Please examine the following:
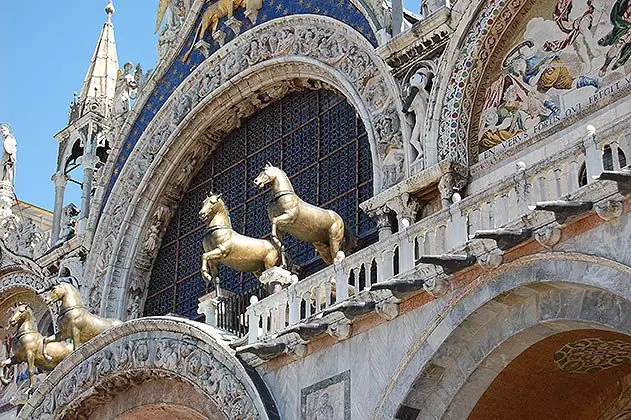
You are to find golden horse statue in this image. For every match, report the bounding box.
[42,283,123,358]
[0,303,72,392]
[200,193,284,296]
[254,164,346,265]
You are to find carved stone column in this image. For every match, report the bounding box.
[392,0,403,36]
[51,171,68,243]
[387,192,422,229]
[370,206,393,240]
[438,166,469,209]
[78,154,100,234]
[0,181,15,223]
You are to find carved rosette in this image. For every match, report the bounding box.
[21,320,270,419]
[88,15,404,317]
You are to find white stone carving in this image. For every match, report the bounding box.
[57,203,80,244]
[535,225,562,249]
[403,67,431,167]
[0,124,17,185]
[22,322,264,420]
[0,217,50,260]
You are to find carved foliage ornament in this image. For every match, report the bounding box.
[25,331,260,419]
[91,16,402,314]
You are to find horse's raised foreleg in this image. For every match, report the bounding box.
[271,212,295,239]
[42,334,56,361]
[328,219,345,263]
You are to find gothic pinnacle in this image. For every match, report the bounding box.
[105,0,115,22]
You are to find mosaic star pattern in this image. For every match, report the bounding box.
[104,0,376,206]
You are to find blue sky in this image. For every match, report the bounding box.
[0,1,419,211]
[0,1,158,210]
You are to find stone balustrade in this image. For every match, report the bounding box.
[244,135,626,344]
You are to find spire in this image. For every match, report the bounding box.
[76,0,119,116]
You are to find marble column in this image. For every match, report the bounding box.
[371,207,393,240]
[51,171,68,243]
[392,0,403,36]
[79,154,100,232]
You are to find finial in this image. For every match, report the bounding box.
[105,0,115,22]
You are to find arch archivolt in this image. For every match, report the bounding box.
[86,14,405,318]
[374,251,631,419]
[426,0,527,166]
[19,317,274,419]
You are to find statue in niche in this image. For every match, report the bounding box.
[113,62,138,115]
[0,124,17,184]
[402,67,430,166]
[254,164,346,265]
[199,193,286,296]
[58,203,80,243]
[0,303,73,393]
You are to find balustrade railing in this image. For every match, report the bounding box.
[243,136,626,343]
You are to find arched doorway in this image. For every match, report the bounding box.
[20,318,278,419]
[143,88,376,331]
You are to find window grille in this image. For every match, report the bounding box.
[144,89,375,321]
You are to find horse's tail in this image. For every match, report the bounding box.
[342,227,360,256]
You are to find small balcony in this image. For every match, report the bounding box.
[238,129,629,348]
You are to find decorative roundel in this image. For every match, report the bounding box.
[554,338,631,373]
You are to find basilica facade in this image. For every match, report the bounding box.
[2,0,631,418]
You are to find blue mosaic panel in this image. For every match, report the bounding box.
[104,0,376,209]
[144,90,375,318]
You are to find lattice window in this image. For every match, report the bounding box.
[144,89,375,319]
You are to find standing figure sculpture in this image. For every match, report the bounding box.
[402,68,430,166]
[42,282,122,358]
[199,193,284,296]
[0,303,72,393]
[0,124,17,184]
[254,164,346,265]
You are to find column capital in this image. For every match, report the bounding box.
[386,192,422,229]
[82,154,101,170]
[368,205,392,230]
[52,171,68,188]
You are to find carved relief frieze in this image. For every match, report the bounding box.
[22,324,264,420]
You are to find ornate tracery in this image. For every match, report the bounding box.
[144,89,375,319]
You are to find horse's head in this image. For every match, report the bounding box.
[254,163,281,189]
[199,193,225,222]
[44,284,69,306]
[8,303,32,328]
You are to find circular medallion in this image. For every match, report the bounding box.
[554,338,631,373]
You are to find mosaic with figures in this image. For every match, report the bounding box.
[475,0,631,157]
[144,89,375,318]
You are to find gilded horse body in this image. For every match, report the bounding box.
[254,164,346,265]
[0,303,72,392]
[42,283,122,357]
[200,194,283,295]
